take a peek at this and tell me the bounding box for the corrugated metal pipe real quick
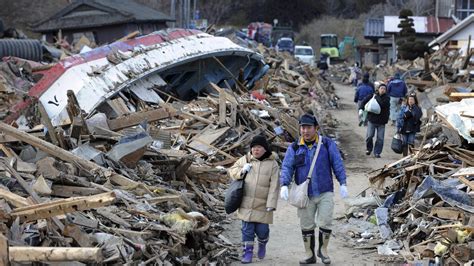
[0,39,43,61]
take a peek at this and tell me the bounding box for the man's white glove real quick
[280,186,289,201]
[340,185,348,198]
[242,163,252,174]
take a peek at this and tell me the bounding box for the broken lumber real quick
[9,247,102,262]
[10,191,115,222]
[0,122,138,187]
[0,188,28,208]
[107,107,176,131]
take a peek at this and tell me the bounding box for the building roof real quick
[429,13,474,46]
[384,16,454,34]
[33,0,174,32]
[364,18,384,39]
[364,16,454,39]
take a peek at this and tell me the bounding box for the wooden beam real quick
[38,102,60,146]
[219,90,227,126]
[0,122,138,187]
[179,111,213,125]
[0,188,28,208]
[107,107,176,131]
[51,185,102,197]
[405,79,436,87]
[0,233,8,266]
[458,176,474,191]
[9,247,102,262]
[11,192,115,223]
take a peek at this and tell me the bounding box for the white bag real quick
[288,137,322,208]
[365,94,381,114]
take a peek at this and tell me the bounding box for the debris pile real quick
[341,137,473,265]
[0,29,339,264]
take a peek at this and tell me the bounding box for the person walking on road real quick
[279,113,348,265]
[354,73,375,126]
[397,93,422,156]
[359,83,390,158]
[228,135,280,264]
[387,73,408,125]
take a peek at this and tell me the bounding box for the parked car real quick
[294,45,315,66]
[276,37,294,54]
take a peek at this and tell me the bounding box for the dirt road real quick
[226,82,402,265]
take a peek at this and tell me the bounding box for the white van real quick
[294,45,315,66]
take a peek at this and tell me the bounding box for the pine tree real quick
[396,9,428,60]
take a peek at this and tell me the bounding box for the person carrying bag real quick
[227,135,279,264]
[288,137,322,208]
[279,113,348,265]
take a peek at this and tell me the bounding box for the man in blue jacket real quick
[354,73,375,126]
[387,73,408,125]
[279,113,348,265]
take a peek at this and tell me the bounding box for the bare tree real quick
[366,0,435,17]
[198,0,233,25]
[405,0,435,16]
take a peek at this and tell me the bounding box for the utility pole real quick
[170,0,176,28]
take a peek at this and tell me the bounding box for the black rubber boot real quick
[299,230,316,264]
[402,145,409,156]
[317,228,332,264]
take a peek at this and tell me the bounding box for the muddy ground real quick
[224,82,404,265]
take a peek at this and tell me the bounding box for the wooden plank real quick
[0,233,8,266]
[51,185,102,197]
[116,30,140,42]
[107,98,130,116]
[188,127,230,155]
[189,138,235,160]
[0,122,138,187]
[38,102,60,146]
[405,78,436,87]
[0,188,29,208]
[179,111,213,125]
[11,192,115,223]
[63,224,93,247]
[0,144,18,158]
[219,90,227,125]
[458,176,474,190]
[107,107,176,131]
[9,247,102,262]
[430,206,463,220]
[449,92,474,101]
[96,207,130,228]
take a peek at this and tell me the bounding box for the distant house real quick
[362,16,454,65]
[429,13,474,52]
[32,0,174,45]
[437,0,474,20]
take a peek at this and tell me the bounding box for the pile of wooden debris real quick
[0,30,339,264]
[341,137,473,265]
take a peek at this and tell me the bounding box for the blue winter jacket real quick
[354,83,375,103]
[280,135,347,197]
[387,79,408,98]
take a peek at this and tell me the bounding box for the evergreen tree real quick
[396,9,428,60]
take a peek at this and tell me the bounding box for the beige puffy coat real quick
[228,152,280,224]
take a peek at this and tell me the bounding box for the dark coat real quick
[397,104,422,133]
[360,93,390,125]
